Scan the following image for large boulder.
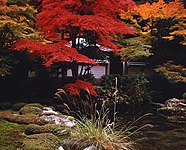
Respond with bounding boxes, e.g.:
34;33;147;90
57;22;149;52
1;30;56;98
157;98;186;123
165;98;185;108
40;107;75;127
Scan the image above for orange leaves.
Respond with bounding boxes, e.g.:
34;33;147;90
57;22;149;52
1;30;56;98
170;30;186;36
120;0;185;40
0;4;26;16
134;0;185;20
64;80;98;96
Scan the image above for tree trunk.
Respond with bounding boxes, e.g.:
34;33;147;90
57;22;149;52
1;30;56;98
71;34;79;80
72;61;78;80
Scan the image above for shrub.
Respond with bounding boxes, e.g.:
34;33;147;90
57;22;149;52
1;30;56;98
12;103;27;111
55;81;97;116
25;124;70;137
97;73;152;105
19;106;43;115
64;80;97;96
0;103;13;110
79;73;97;85
21;133;60;150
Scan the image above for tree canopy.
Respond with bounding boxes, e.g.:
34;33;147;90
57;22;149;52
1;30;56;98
0;0;40;76
120;0;186;83
12;0;136;79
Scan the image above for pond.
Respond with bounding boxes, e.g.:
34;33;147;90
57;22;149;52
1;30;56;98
137;115;186;150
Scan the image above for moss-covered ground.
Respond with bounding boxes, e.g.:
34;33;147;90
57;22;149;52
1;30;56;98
0;120;26;150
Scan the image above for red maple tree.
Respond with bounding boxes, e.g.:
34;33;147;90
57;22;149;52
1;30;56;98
12;0;135;79
64;80;98;96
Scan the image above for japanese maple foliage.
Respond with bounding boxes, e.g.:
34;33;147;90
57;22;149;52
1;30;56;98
12;0;136;81
12;39;96;67
36;0;135;52
64;80;98;96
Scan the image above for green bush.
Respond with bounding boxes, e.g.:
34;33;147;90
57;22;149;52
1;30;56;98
0;103;13;110
79;73;96;84
25;124;69;137
97;73;152;105
12;103;27;111
21;133;60;150
19;106;43;115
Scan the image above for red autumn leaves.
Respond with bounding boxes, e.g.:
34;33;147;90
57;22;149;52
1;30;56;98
64;80;98;96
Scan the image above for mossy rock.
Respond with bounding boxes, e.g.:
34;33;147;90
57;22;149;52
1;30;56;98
0;111;48;125
24;103;44;109
12;103;27;111
25;124;70;137
21;133;60;150
19;106;43;115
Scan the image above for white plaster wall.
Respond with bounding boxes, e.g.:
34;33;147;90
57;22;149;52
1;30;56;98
67;65;106;79
90;65;106;79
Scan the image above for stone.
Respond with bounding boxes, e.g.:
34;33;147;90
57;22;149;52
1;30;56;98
165;98;185;108
40;115;75;127
58;146;65;150
83;145;96;150
42;107;59;115
40;106;75;127
157;98;186;123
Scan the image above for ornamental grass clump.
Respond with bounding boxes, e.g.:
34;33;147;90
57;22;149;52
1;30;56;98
64;110;148;150
70;119;135;149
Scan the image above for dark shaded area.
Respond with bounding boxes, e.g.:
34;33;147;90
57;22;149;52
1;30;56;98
149;74;186;103
110;54;123;75
0;75;74;103
137;115;186;150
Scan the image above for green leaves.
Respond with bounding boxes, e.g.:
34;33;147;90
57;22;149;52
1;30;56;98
0;0;40;76
155;61;186;83
0;49;19;76
97;74;151;105
118;37;153;61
